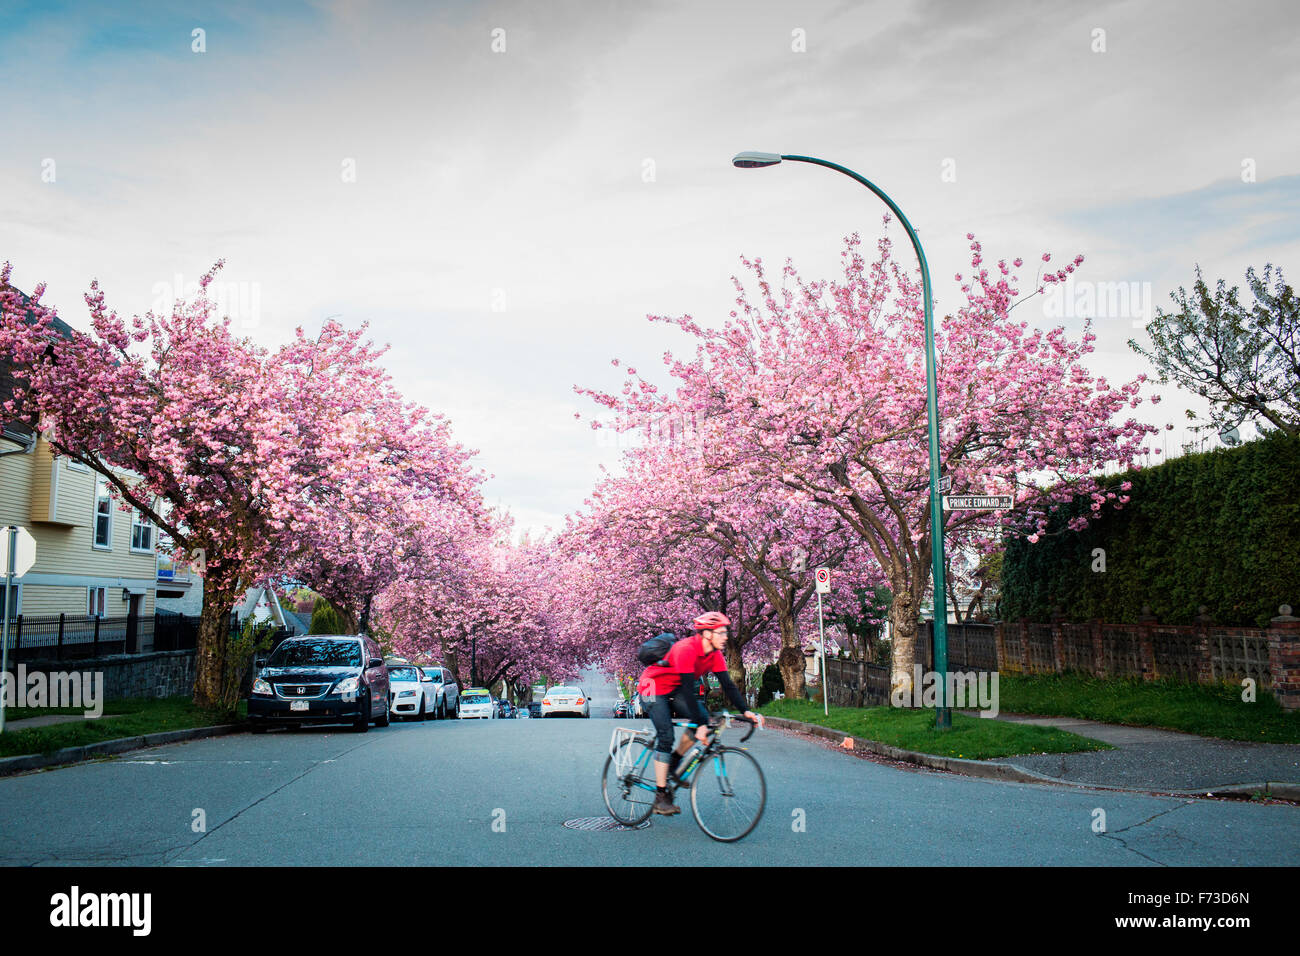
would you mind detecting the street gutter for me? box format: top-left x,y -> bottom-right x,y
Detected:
0,724 -> 244,777
762,715 -> 1300,802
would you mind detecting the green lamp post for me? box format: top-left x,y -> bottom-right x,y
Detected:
732,151 -> 951,729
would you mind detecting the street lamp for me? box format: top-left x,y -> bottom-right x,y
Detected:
732,151 -> 952,729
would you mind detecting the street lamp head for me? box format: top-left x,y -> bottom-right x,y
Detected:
732,151 -> 782,169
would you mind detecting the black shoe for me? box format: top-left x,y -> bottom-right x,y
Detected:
652,790 -> 681,816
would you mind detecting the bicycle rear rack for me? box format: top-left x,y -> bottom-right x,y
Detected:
609,726 -> 650,777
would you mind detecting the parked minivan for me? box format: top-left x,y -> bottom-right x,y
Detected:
248,634 -> 390,733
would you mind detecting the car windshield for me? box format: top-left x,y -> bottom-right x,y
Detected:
388,666 -> 419,681
420,668 -> 441,681
550,688 -> 580,696
462,693 -> 488,704
267,639 -> 361,668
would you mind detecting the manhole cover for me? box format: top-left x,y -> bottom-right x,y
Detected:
562,816 -> 650,831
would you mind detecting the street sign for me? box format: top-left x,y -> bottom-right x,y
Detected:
815,567 -> 831,594
937,475 -> 951,493
0,526 -> 36,577
943,495 -> 1013,511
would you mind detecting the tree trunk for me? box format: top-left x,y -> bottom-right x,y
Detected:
192,579 -> 240,715
443,645 -> 461,687
724,640 -> 746,696
357,593 -> 374,635
889,588 -> 919,707
775,608 -> 805,700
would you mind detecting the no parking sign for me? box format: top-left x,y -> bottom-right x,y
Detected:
815,567 -> 831,594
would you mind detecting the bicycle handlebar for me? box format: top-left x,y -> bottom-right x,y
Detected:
713,711 -> 759,743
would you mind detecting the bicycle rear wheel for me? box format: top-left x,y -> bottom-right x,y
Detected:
689,745 -> 766,842
602,737 -> 657,826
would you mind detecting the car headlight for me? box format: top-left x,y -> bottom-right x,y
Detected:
398,690 -> 416,698
334,677 -> 360,695
252,677 -> 272,696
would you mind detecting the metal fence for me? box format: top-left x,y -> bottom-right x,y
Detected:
0,614 -> 139,660
2,611 -> 294,661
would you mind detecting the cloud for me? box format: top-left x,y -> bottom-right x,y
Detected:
2,0 -> 1298,535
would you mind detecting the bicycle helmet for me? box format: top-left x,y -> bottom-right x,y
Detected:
692,611 -> 731,632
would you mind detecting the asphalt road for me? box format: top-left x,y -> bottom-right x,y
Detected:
0,714 -> 1296,866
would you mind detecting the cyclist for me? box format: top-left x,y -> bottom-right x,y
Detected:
636,611 -> 761,816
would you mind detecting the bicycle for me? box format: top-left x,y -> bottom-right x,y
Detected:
601,713 -> 766,842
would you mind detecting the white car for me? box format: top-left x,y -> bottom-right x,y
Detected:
387,663 -> 432,720
457,688 -> 495,719
418,664 -> 459,719
540,685 -> 590,718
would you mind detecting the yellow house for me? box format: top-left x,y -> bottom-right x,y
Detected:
0,429 -> 159,651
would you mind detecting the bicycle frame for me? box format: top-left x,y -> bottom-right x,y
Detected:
602,711 -> 764,840
609,726 -> 648,778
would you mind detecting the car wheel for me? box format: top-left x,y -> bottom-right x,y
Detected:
375,702 -> 390,728
353,697 -> 371,733
417,696 -> 428,721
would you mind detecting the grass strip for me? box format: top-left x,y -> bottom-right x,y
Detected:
758,698 -> 1111,760
0,697 -> 246,758
996,673 -> 1300,744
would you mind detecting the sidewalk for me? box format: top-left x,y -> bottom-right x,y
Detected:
2,714 -> 119,730
961,711 -> 1300,793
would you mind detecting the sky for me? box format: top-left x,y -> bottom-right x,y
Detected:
2,0 -> 1298,537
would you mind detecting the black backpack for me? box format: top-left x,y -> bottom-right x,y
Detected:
637,633 -> 676,666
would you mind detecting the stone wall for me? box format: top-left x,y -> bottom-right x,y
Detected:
4,649 -> 196,700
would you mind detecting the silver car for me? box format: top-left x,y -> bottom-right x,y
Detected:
541,685 -> 591,718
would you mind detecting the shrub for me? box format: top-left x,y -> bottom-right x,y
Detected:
999,431 -> 1300,626
756,663 -> 785,707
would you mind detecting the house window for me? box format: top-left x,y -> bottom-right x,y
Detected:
131,511 -> 153,552
66,458 -> 89,473
93,478 -> 113,549
88,586 -> 107,618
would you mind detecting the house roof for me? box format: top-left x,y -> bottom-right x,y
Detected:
234,586 -> 289,627
282,610 -> 312,635
0,284 -> 78,444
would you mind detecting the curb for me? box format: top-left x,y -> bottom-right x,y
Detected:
762,716 -> 1300,800
0,723 -> 245,777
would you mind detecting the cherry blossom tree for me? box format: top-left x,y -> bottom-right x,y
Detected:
579,228 -> 1159,701
557,502 -> 784,692
375,511 -> 592,696
0,262 -> 484,714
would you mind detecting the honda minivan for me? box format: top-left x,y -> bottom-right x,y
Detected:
248,634 -> 390,733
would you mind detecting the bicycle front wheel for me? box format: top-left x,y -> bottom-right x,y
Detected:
601,737 -> 657,827
689,745 -> 766,842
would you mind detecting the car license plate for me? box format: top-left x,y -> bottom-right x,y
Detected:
290,700 -> 309,712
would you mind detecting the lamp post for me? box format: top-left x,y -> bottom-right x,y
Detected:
732,151 -> 951,729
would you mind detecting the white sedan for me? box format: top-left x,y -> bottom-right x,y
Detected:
457,689 -> 496,719
540,686 -> 590,718
387,664 -> 432,720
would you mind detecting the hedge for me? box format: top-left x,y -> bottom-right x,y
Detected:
999,430 -> 1300,627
